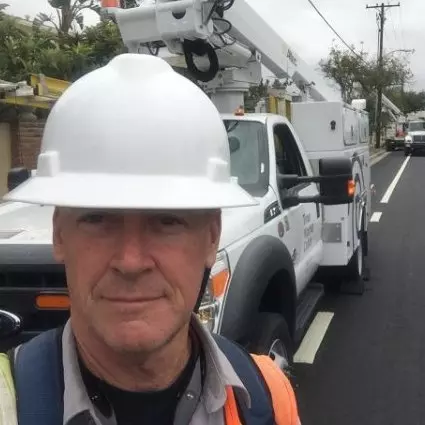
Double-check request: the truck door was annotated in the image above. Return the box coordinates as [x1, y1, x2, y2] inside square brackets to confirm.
[273, 124, 322, 291]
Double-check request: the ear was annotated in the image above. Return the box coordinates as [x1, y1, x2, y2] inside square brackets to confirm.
[205, 210, 222, 268]
[52, 207, 65, 263]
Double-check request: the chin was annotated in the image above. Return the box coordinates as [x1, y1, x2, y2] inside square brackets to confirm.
[99, 318, 178, 354]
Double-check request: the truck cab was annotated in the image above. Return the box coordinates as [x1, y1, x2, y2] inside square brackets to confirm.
[405, 120, 425, 156]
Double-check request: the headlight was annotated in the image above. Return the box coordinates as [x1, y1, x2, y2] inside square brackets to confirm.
[197, 250, 230, 332]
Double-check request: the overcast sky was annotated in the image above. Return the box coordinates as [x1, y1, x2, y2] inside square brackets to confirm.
[4, 0, 425, 90]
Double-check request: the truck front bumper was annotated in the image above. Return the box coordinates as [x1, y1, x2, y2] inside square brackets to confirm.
[405, 142, 425, 155]
[385, 138, 405, 151]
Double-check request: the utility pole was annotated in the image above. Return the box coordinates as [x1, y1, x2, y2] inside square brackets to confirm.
[366, 2, 400, 148]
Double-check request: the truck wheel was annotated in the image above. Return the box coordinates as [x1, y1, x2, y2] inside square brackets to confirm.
[347, 241, 364, 280]
[361, 229, 369, 257]
[341, 229, 366, 295]
[250, 313, 293, 374]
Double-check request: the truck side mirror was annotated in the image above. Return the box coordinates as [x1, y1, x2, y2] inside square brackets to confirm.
[0, 309, 21, 339]
[7, 167, 31, 192]
[318, 157, 354, 205]
[277, 156, 354, 207]
[228, 136, 241, 153]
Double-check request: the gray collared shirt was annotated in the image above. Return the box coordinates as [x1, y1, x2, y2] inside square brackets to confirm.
[62, 315, 251, 425]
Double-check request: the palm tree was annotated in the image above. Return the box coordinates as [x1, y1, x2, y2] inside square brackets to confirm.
[35, 0, 101, 35]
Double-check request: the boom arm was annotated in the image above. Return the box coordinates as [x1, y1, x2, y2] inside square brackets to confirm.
[102, 0, 342, 111]
[223, 1, 340, 102]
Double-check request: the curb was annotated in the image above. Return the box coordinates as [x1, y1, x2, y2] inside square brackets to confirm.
[370, 148, 385, 159]
[370, 149, 390, 166]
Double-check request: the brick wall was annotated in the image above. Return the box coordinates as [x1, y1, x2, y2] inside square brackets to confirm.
[11, 118, 46, 170]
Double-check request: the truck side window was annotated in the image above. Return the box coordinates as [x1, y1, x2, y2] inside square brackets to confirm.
[273, 124, 307, 184]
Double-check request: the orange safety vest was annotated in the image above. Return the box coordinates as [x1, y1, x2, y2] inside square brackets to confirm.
[224, 354, 299, 425]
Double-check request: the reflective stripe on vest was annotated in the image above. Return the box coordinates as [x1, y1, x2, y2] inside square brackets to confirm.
[0, 353, 299, 425]
[225, 354, 299, 425]
[0, 354, 17, 425]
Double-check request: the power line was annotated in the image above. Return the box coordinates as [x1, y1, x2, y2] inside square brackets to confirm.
[306, 0, 363, 60]
[306, 0, 406, 129]
[387, 5, 399, 49]
[398, 5, 407, 50]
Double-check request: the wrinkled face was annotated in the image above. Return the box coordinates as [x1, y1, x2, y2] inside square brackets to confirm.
[52, 208, 221, 354]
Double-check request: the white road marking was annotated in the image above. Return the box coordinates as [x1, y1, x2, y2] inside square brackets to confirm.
[370, 212, 383, 223]
[380, 155, 411, 204]
[294, 312, 334, 364]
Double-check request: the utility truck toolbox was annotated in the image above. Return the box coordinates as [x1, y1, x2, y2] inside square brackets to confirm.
[292, 101, 371, 272]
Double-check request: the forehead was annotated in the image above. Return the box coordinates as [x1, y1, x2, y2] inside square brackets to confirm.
[56, 208, 218, 219]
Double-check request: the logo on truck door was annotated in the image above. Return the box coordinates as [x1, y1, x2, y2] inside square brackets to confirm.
[303, 212, 314, 252]
[278, 222, 285, 238]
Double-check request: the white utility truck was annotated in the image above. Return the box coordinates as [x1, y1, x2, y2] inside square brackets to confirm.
[404, 119, 425, 156]
[0, 0, 371, 369]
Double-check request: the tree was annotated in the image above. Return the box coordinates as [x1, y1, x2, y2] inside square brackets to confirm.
[0, 4, 126, 83]
[320, 45, 414, 145]
[244, 79, 270, 112]
[0, 5, 49, 82]
[385, 88, 425, 114]
[35, 0, 102, 35]
[319, 47, 367, 103]
[36, 0, 141, 35]
[82, 19, 125, 69]
[319, 45, 412, 104]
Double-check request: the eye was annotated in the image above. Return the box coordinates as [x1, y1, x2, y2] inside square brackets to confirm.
[78, 213, 107, 225]
[149, 214, 188, 233]
[157, 215, 185, 226]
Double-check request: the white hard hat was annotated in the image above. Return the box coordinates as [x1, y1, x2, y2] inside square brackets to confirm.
[4, 54, 257, 210]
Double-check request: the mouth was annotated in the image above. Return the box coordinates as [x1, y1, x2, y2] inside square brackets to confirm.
[102, 296, 163, 304]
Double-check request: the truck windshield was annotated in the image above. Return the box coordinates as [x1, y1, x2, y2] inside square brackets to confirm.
[408, 121, 425, 132]
[223, 119, 269, 197]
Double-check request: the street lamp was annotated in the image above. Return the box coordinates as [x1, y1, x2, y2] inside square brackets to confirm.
[385, 48, 415, 57]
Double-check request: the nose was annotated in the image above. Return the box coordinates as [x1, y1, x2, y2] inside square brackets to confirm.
[110, 217, 155, 277]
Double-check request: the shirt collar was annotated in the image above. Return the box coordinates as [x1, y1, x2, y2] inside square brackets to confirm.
[62, 314, 250, 424]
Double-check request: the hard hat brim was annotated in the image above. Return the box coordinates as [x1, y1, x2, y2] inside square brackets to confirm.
[3, 174, 259, 210]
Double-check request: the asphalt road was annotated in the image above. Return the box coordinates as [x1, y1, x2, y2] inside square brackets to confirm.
[293, 150, 425, 425]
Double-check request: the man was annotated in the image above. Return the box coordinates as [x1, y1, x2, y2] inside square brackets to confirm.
[0, 53, 300, 424]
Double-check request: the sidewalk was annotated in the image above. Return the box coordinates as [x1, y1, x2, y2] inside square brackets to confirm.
[370, 146, 385, 158]
[370, 145, 389, 166]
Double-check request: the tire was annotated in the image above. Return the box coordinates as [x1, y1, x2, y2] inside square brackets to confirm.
[362, 229, 369, 257]
[346, 240, 364, 281]
[250, 312, 293, 374]
[340, 229, 366, 295]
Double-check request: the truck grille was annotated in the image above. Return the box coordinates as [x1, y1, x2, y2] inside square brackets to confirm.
[413, 135, 425, 142]
[0, 271, 66, 288]
[0, 269, 69, 335]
